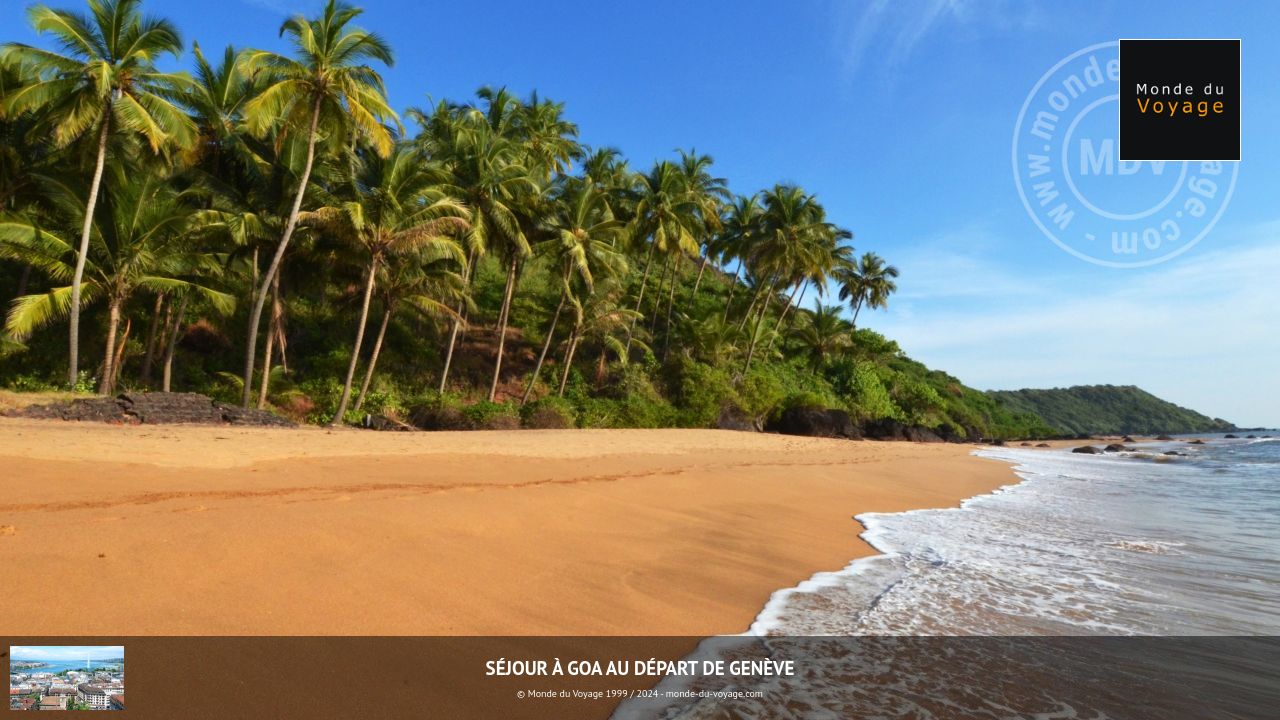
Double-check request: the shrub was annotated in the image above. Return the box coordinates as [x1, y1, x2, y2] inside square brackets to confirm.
[461, 400, 520, 430]
[667, 359, 738, 428]
[521, 396, 577, 429]
[831, 361, 901, 421]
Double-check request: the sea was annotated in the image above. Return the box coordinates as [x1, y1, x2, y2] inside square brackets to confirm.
[9, 658, 121, 675]
[615, 434, 1280, 719]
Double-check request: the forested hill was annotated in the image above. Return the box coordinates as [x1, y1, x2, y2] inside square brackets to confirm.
[987, 385, 1236, 436]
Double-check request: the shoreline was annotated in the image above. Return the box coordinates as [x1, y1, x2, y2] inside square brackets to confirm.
[0, 418, 1016, 636]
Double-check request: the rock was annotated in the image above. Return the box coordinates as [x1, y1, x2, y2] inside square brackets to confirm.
[1224, 434, 1239, 439]
[10, 392, 293, 427]
[716, 405, 759, 432]
[861, 418, 907, 441]
[1163, 450, 1182, 456]
[1187, 439, 1206, 445]
[1156, 435, 1173, 440]
[1020, 442, 1032, 446]
[1072, 446, 1101, 454]
[121, 392, 222, 424]
[1122, 435, 1136, 443]
[1036, 443, 1051, 448]
[1103, 443, 1128, 452]
[768, 407, 861, 439]
[1246, 435, 1257, 439]
[905, 426, 943, 443]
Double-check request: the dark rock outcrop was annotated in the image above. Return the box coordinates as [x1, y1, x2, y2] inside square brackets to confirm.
[1103, 443, 1130, 452]
[1187, 439, 1206, 445]
[716, 405, 759, 432]
[1072, 445, 1101, 454]
[907, 426, 943, 443]
[768, 407, 861, 439]
[1224, 434, 1239, 439]
[1122, 435, 1136, 443]
[1156, 435, 1174, 440]
[8, 392, 294, 427]
[1036, 443, 1051, 448]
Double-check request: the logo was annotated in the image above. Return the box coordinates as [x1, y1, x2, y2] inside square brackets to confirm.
[1012, 42, 1238, 268]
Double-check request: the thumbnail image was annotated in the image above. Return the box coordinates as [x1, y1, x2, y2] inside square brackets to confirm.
[9, 646, 124, 711]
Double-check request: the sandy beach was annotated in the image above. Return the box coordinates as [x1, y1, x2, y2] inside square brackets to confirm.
[0, 419, 1014, 636]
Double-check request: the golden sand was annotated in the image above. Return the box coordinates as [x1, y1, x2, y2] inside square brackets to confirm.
[0, 419, 1015, 636]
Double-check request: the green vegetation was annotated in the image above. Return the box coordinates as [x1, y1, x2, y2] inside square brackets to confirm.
[988, 385, 1236, 436]
[0, 0, 1111, 441]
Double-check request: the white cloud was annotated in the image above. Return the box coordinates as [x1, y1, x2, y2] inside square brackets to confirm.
[9, 646, 124, 662]
[870, 230, 1280, 427]
[830, 0, 1043, 82]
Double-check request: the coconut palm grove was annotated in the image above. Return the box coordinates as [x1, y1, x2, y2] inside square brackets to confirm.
[0, 0, 1057, 438]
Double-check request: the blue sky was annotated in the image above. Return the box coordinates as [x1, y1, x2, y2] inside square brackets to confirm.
[10, 645, 124, 661]
[2, 0, 1276, 425]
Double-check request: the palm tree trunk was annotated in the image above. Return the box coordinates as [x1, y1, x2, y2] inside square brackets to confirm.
[521, 289, 566, 405]
[332, 255, 379, 425]
[738, 278, 772, 333]
[353, 305, 392, 414]
[721, 264, 742, 323]
[139, 293, 165, 387]
[68, 112, 111, 388]
[98, 296, 123, 395]
[850, 297, 865, 330]
[766, 281, 806, 353]
[487, 257, 519, 402]
[624, 240, 658, 354]
[161, 296, 189, 392]
[256, 275, 281, 409]
[649, 254, 672, 335]
[438, 247, 477, 393]
[241, 94, 323, 406]
[353, 302, 391, 415]
[741, 291, 775, 376]
[662, 256, 680, 357]
[557, 328, 580, 397]
[775, 281, 805, 333]
[15, 266, 31, 301]
[110, 318, 131, 391]
[691, 254, 709, 299]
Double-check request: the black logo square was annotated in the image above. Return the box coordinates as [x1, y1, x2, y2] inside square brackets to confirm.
[1119, 39, 1240, 161]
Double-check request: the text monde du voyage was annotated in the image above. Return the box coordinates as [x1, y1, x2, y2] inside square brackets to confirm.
[1134, 82, 1228, 118]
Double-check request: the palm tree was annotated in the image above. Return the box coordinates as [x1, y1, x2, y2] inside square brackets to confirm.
[415, 89, 540, 398]
[303, 143, 467, 424]
[739, 185, 826, 374]
[716, 194, 762, 322]
[677, 150, 728, 305]
[837, 251, 899, 329]
[1, 168, 232, 393]
[624, 160, 700, 354]
[237, 0, 396, 406]
[521, 181, 624, 404]
[560, 284, 643, 395]
[792, 301, 852, 370]
[1, 0, 196, 387]
[352, 235, 468, 414]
